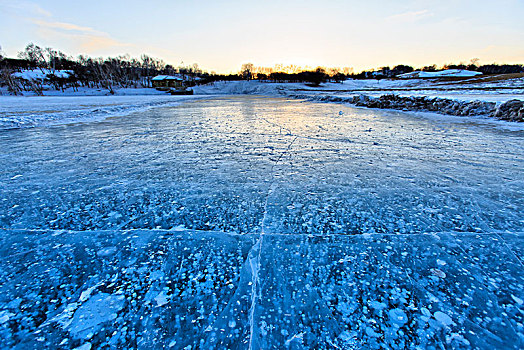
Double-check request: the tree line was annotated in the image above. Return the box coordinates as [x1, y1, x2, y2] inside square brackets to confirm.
[352, 60, 524, 79]
[239, 61, 523, 84]
[1, 43, 523, 95]
[0, 43, 208, 95]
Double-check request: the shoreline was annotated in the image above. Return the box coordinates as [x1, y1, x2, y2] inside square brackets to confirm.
[2, 81, 524, 128]
[288, 93, 524, 123]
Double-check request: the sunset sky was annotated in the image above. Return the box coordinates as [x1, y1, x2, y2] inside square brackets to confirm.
[1, 0, 523, 73]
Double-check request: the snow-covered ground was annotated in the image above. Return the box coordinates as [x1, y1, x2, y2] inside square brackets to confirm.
[11, 68, 73, 80]
[193, 79, 524, 104]
[397, 69, 482, 79]
[0, 86, 172, 97]
[0, 94, 202, 129]
[0, 96, 523, 348]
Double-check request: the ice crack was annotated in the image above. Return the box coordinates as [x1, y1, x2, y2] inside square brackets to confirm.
[247, 132, 298, 350]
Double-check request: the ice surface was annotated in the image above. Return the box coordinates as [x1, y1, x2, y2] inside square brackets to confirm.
[1, 96, 522, 234]
[0, 95, 201, 128]
[0, 229, 257, 348]
[0, 96, 523, 348]
[0, 230, 522, 348]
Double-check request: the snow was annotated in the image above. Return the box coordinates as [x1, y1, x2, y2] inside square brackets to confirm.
[0, 94, 202, 128]
[192, 79, 524, 104]
[151, 75, 183, 81]
[0, 95, 522, 348]
[12, 69, 73, 81]
[397, 69, 483, 78]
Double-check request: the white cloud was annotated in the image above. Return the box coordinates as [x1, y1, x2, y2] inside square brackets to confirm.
[0, 0, 52, 17]
[387, 10, 432, 22]
[0, 0, 132, 55]
[31, 18, 132, 54]
[31, 19, 102, 35]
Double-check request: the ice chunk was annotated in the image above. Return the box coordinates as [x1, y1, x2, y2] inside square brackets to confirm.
[73, 343, 91, 350]
[97, 247, 118, 257]
[0, 311, 14, 324]
[154, 291, 169, 307]
[366, 327, 380, 338]
[436, 259, 447, 266]
[79, 284, 100, 302]
[388, 308, 408, 327]
[370, 301, 387, 310]
[433, 311, 454, 327]
[68, 293, 125, 338]
[430, 268, 446, 278]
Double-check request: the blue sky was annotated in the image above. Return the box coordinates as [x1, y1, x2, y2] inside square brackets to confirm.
[1, 0, 523, 73]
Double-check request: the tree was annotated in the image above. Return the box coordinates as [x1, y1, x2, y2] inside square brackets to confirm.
[392, 65, 414, 76]
[0, 66, 22, 95]
[192, 63, 202, 75]
[17, 43, 46, 68]
[467, 58, 480, 71]
[422, 64, 438, 72]
[443, 63, 467, 70]
[241, 63, 254, 80]
[342, 67, 353, 75]
[332, 72, 346, 83]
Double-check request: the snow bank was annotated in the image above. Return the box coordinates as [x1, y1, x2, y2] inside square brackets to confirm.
[12, 69, 73, 80]
[192, 80, 289, 95]
[291, 93, 524, 122]
[191, 80, 524, 122]
[0, 95, 201, 129]
[397, 69, 482, 79]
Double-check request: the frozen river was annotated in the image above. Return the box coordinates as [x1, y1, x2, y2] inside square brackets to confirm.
[0, 96, 523, 349]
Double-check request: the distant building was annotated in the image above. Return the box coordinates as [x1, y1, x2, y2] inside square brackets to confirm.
[151, 75, 184, 89]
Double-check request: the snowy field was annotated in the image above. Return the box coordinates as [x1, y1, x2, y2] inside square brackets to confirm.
[0, 96, 523, 349]
[193, 79, 524, 104]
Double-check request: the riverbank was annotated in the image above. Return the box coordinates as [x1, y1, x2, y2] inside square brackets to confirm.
[192, 80, 524, 122]
[2, 78, 524, 126]
[291, 93, 524, 122]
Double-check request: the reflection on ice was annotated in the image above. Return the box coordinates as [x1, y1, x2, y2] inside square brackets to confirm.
[0, 96, 522, 234]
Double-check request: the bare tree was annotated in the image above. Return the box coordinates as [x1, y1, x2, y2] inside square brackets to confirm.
[0, 66, 22, 95]
[241, 63, 254, 80]
[18, 43, 47, 71]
